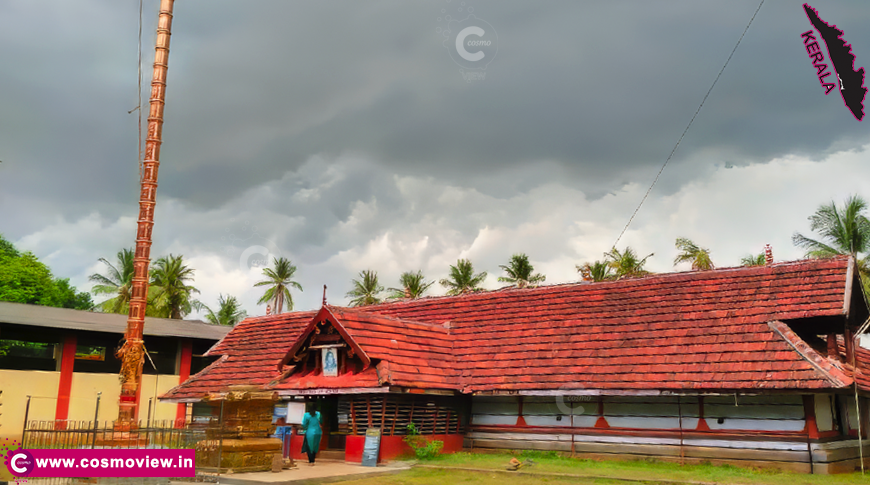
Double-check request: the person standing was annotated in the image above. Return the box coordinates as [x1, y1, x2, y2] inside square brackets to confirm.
[300, 402, 322, 466]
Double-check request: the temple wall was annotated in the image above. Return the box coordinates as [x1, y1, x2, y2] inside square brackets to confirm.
[466, 393, 870, 474]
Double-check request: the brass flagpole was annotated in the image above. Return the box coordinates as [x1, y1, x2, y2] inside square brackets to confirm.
[117, 0, 175, 429]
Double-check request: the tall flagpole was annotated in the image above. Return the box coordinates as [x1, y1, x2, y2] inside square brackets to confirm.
[117, 0, 175, 428]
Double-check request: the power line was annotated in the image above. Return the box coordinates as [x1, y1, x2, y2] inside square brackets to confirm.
[612, 0, 765, 249]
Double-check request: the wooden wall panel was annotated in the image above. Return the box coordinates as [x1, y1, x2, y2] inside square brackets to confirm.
[842, 395, 860, 432]
[523, 415, 572, 427]
[343, 394, 466, 436]
[603, 402, 683, 418]
[523, 401, 568, 415]
[572, 434, 681, 446]
[705, 403, 804, 420]
[606, 416, 689, 429]
[705, 418, 806, 432]
[472, 439, 572, 452]
[814, 394, 835, 432]
[683, 438, 807, 451]
[471, 397, 519, 415]
[572, 441, 682, 457]
[471, 414, 518, 426]
[469, 431, 572, 441]
[571, 415, 600, 427]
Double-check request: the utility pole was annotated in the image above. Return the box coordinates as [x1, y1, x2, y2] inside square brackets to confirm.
[116, 0, 175, 429]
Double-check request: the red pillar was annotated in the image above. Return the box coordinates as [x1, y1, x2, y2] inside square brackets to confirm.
[594, 396, 609, 428]
[55, 334, 77, 424]
[803, 395, 820, 440]
[695, 396, 711, 431]
[175, 340, 193, 426]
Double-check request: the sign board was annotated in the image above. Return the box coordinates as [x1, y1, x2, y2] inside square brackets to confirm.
[286, 402, 306, 425]
[361, 427, 381, 467]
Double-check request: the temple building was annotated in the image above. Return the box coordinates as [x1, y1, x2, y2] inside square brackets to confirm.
[161, 256, 870, 473]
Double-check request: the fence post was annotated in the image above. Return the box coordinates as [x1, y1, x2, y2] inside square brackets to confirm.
[92, 392, 102, 449]
[217, 400, 225, 477]
[21, 395, 32, 445]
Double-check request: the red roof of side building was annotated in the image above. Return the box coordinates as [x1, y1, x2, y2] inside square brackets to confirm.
[162, 256, 867, 401]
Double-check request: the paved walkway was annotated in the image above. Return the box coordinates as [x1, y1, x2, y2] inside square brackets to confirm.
[176, 460, 414, 485]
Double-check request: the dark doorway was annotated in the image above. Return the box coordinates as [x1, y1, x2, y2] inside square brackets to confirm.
[320, 396, 345, 450]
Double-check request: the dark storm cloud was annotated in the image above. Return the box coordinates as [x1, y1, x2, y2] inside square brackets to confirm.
[155, 0, 870, 207]
[3, 0, 870, 238]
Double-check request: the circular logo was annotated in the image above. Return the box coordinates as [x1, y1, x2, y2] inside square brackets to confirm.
[444, 15, 498, 70]
[239, 244, 282, 273]
[6, 450, 34, 477]
[220, 222, 284, 273]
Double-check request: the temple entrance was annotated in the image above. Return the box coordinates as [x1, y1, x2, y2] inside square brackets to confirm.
[319, 395, 346, 451]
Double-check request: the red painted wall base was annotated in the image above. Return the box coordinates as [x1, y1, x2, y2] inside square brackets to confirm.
[345, 434, 464, 464]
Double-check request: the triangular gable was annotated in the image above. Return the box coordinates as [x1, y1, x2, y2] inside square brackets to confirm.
[767, 320, 852, 388]
[277, 305, 371, 372]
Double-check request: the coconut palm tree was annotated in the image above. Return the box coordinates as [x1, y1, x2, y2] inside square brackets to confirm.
[201, 294, 247, 326]
[793, 195, 870, 293]
[346, 270, 384, 307]
[576, 260, 614, 282]
[255, 257, 303, 314]
[440, 259, 487, 295]
[149, 254, 201, 319]
[605, 247, 653, 279]
[740, 252, 766, 267]
[673, 238, 714, 270]
[387, 270, 434, 299]
[793, 195, 870, 258]
[498, 253, 545, 288]
[89, 248, 135, 314]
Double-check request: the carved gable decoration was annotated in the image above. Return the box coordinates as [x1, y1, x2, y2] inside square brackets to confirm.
[276, 306, 370, 378]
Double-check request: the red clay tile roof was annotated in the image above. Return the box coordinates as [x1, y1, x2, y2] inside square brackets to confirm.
[162, 311, 316, 400]
[367, 257, 858, 392]
[855, 345, 870, 391]
[163, 256, 864, 401]
[327, 306, 457, 390]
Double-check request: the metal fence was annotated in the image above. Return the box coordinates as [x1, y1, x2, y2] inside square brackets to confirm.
[19, 399, 229, 482]
[22, 419, 208, 450]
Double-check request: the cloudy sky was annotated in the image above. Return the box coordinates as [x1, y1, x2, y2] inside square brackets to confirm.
[1, 0, 869, 318]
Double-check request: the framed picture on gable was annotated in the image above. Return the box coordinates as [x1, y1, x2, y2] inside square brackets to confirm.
[323, 347, 339, 377]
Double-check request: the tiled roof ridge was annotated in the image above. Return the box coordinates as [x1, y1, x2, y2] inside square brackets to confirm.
[363, 256, 852, 311]
[326, 304, 452, 332]
[235, 310, 318, 324]
[767, 320, 852, 387]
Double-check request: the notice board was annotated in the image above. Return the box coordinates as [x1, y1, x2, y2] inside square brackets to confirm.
[361, 427, 381, 467]
[286, 402, 306, 425]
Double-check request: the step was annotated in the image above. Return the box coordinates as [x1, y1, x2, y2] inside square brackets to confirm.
[316, 450, 346, 461]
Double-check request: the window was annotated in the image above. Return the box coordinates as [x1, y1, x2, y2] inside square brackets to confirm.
[0, 339, 57, 371]
[0, 339, 55, 359]
[75, 345, 106, 361]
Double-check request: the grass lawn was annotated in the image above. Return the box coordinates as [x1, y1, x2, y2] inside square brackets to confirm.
[335, 467, 634, 484]
[334, 451, 870, 485]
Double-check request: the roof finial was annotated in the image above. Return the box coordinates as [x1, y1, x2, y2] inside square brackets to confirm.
[764, 244, 774, 265]
[323, 284, 328, 306]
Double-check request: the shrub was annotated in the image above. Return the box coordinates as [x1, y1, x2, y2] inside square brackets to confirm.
[403, 423, 444, 460]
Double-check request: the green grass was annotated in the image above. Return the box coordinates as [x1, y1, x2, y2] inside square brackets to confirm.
[333, 467, 623, 485]
[334, 450, 870, 485]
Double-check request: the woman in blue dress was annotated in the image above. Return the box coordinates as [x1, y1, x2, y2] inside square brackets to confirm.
[300, 402, 322, 465]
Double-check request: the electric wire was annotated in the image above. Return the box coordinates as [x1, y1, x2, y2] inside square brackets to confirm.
[612, 0, 765, 249]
